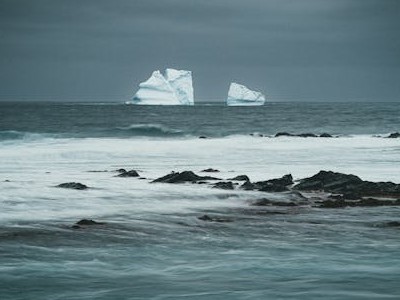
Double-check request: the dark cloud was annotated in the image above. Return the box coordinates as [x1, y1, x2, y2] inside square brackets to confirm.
[0, 0, 399, 101]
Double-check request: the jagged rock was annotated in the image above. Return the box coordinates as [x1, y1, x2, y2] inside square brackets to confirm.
[152, 171, 220, 184]
[387, 132, 400, 138]
[255, 174, 293, 192]
[201, 168, 220, 173]
[240, 181, 258, 190]
[228, 175, 250, 181]
[212, 181, 235, 190]
[198, 215, 233, 223]
[294, 170, 400, 198]
[57, 182, 88, 190]
[117, 169, 139, 177]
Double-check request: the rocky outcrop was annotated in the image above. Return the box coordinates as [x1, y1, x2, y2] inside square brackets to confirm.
[198, 215, 233, 223]
[152, 171, 220, 184]
[293, 171, 400, 198]
[57, 182, 88, 190]
[387, 132, 400, 138]
[228, 175, 250, 181]
[212, 181, 235, 190]
[275, 132, 332, 138]
[117, 169, 140, 177]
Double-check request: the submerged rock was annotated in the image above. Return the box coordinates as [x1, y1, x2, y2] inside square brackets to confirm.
[317, 198, 400, 208]
[198, 214, 233, 223]
[117, 169, 140, 177]
[72, 219, 106, 229]
[152, 171, 220, 184]
[57, 182, 88, 190]
[228, 175, 250, 181]
[201, 168, 220, 173]
[252, 198, 298, 207]
[212, 181, 235, 190]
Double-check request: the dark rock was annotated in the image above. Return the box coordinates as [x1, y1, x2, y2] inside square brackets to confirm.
[252, 198, 298, 207]
[318, 198, 400, 208]
[212, 181, 235, 190]
[255, 174, 293, 192]
[116, 168, 127, 173]
[152, 171, 220, 184]
[259, 184, 289, 192]
[198, 214, 232, 223]
[76, 219, 105, 225]
[199, 136, 208, 139]
[320, 133, 333, 138]
[297, 133, 318, 138]
[57, 182, 88, 190]
[228, 175, 250, 181]
[201, 168, 220, 173]
[275, 132, 294, 137]
[72, 219, 106, 228]
[294, 170, 400, 198]
[240, 181, 258, 190]
[381, 221, 400, 227]
[117, 169, 139, 177]
[4, 179, 10, 182]
[387, 132, 400, 138]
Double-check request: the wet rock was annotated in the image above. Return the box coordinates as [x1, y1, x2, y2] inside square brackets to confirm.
[387, 132, 400, 138]
[320, 133, 333, 138]
[117, 169, 139, 177]
[201, 168, 220, 173]
[198, 215, 233, 223]
[199, 136, 208, 139]
[255, 174, 293, 192]
[4, 179, 10, 182]
[72, 219, 105, 229]
[152, 171, 220, 184]
[57, 182, 88, 190]
[228, 175, 250, 181]
[212, 181, 235, 190]
[317, 198, 400, 208]
[275, 132, 294, 137]
[381, 221, 400, 227]
[252, 198, 298, 207]
[297, 133, 318, 138]
[116, 168, 127, 173]
[240, 181, 258, 190]
[294, 170, 400, 198]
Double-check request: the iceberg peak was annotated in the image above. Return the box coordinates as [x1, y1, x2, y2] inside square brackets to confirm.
[130, 68, 194, 105]
[227, 82, 265, 106]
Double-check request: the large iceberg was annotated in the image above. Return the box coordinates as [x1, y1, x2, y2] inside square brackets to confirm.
[128, 68, 194, 105]
[226, 82, 265, 106]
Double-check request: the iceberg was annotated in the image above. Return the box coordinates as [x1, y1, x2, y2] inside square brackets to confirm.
[129, 68, 194, 105]
[226, 82, 265, 106]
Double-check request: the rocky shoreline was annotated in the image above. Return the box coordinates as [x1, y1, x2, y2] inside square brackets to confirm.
[53, 169, 400, 227]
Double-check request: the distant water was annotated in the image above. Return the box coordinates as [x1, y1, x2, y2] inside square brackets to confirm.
[0, 102, 400, 300]
[0, 102, 399, 140]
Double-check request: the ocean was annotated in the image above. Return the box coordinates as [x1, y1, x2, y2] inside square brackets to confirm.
[0, 101, 399, 299]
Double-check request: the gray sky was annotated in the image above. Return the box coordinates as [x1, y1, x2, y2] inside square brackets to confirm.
[0, 0, 399, 102]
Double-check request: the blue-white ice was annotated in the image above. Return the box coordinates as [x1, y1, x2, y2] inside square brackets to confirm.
[129, 68, 194, 105]
[227, 82, 265, 106]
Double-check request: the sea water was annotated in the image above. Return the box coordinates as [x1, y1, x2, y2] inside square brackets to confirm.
[0, 102, 399, 299]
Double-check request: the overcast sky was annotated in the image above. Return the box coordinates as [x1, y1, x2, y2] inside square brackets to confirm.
[0, 0, 399, 102]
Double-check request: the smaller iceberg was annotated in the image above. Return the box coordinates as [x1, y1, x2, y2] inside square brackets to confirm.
[128, 68, 194, 105]
[226, 82, 265, 106]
